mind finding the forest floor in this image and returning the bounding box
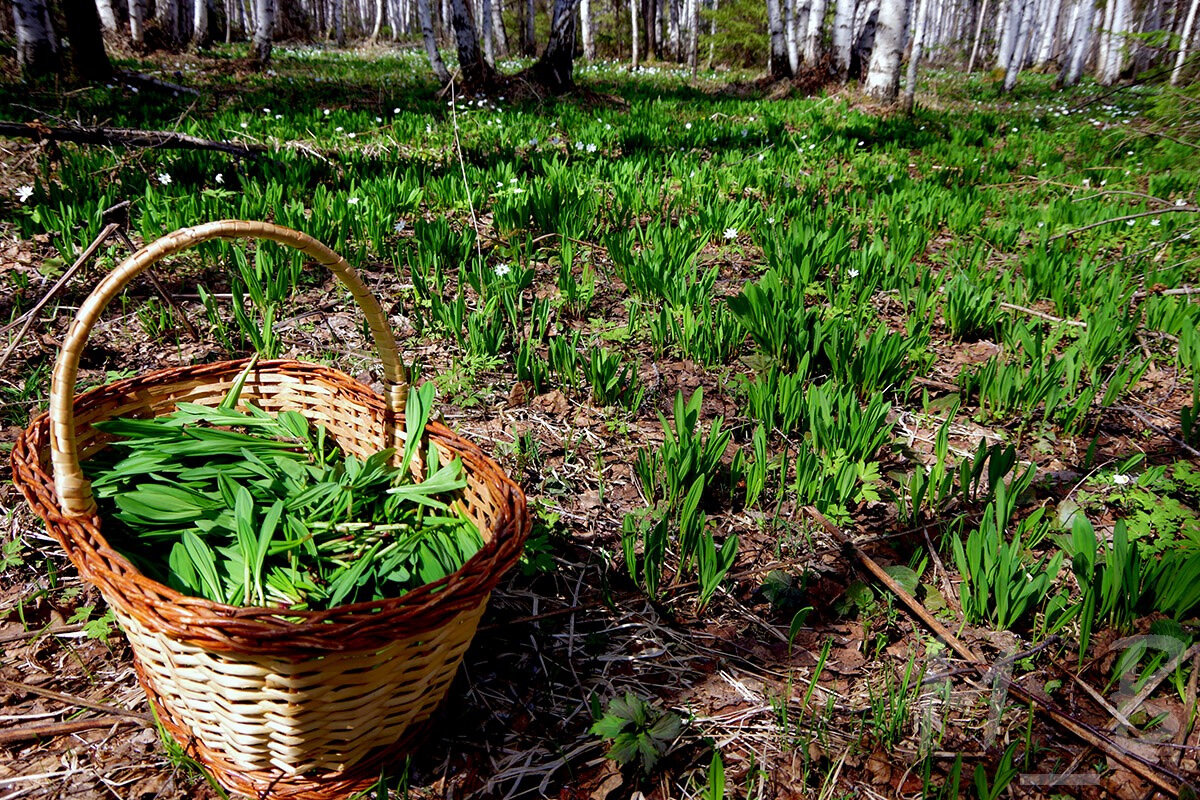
[1,46,1199,799]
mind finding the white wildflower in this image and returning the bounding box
[16,185,34,203]
[1113,474,1131,485]
[767,217,775,225]
[495,263,512,277]
[847,268,860,279]
[1150,219,1160,226]
[215,173,224,184]
[157,172,172,185]
[393,220,406,233]
[723,228,738,240]
[347,197,360,205]
[1126,219,1135,226]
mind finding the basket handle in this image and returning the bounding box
[50,219,408,517]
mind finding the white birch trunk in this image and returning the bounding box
[804,0,829,60]
[785,0,803,68]
[194,0,209,44]
[864,0,908,98]
[708,0,718,65]
[1098,0,1129,82]
[631,0,640,67]
[419,0,450,79]
[901,0,928,110]
[995,0,1019,68]
[96,0,119,30]
[253,0,275,64]
[582,0,595,57]
[832,0,855,72]
[1003,0,1033,87]
[1033,0,1062,64]
[13,0,58,74]
[967,0,987,70]
[768,0,793,74]
[687,0,699,73]
[1059,0,1095,83]
[1172,0,1199,83]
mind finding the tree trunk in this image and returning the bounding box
[1033,0,1063,65]
[494,0,510,54]
[901,0,927,109]
[370,0,383,40]
[631,0,639,66]
[528,0,580,90]
[966,0,987,70]
[129,0,145,45]
[1173,0,1199,83]
[707,0,717,66]
[333,0,345,44]
[804,0,828,61]
[581,0,595,55]
[1098,0,1129,82]
[13,0,58,76]
[420,0,452,79]
[995,0,1019,69]
[253,0,275,65]
[668,0,680,57]
[687,0,698,73]
[450,0,495,84]
[785,0,802,69]
[644,0,658,58]
[1058,0,1095,84]
[1002,0,1032,88]
[194,0,210,45]
[96,0,119,30]
[525,0,536,53]
[482,0,494,61]
[58,0,113,81]
[832,0,854,73]
[768,0,793,75]
[863,0,907,99]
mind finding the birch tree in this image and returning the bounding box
[901,0,928,111]
[12,0,58,76]
[1034,0,1065,66]
[450,0,494,85]
[1059,0,1096,84]
[194,0,210,45]
[995,0,1019,70]
[687,0,699,74]
[130,0,146,46]
[863,0,908,100]
[253,0,275,65]
[966,0,988,70]
[418,0,451,80]
[96,0,119,31]
[582,0,596,57]
[785,0,802,69]
[631,0,640,68]
[369,0,384,40]
[832,0,855,73]
[1098,0,1131,83]
[768,0,794,76]
[1002,0,1033,89]
[804,0,829,60]
[1172,0,1199,84]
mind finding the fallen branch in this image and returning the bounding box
[1048,206,1198,241]
[0,222,119,371]
[0,678,150,721]
[115,68,201,97]
[807,508,1194,798]
[0,624,84,644]
[0,716,146,745]
[0,121,267,158]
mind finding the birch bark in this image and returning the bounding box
[194,0,209,45]
[785,0,802,69]
[687,0,699,74]
[1059,0,1096,84]
[96,0,119,30]
[13,0,58,75]
[832,0,855,73]
[253,0,275,65]
[631,0,640,67]
[582,0,595,57]
[804,0,829,60]
[768,0,794,75]
[419,0,451,80]
[1033,0,1062,64]
[966,0,987,70]
[863,0,908,98]
[1172,0,1199,84]
[901,0,927,110]
[1003,0,1033,88]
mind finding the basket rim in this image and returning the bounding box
[11,357,530,654]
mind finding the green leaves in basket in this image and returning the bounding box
[82,376,483,611]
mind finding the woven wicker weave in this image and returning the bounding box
[10,220,529,799]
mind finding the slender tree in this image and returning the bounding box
[1002,0,1033,89]
[687,0,699,74]
[631,0,640,67]
[863,0,908,99]
[13,0,59,76]
[1098,0,1131,83]
[804,0,829,61]
[1173,0,1199,84]
[253,0,276,65]
[901,0,928,109]
[370,0,384,40]
[768,0,794,75]
[194,0,210,46]
[966,0,988,71]
[1058,0,1096,84]
[450,0,495,85]
[1033,0,1064,66]
[785,0,802,70]
[582,0,596,56]
[419,0,451,80]
[832,0,855,73]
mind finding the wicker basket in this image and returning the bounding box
[10,220,529,799]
